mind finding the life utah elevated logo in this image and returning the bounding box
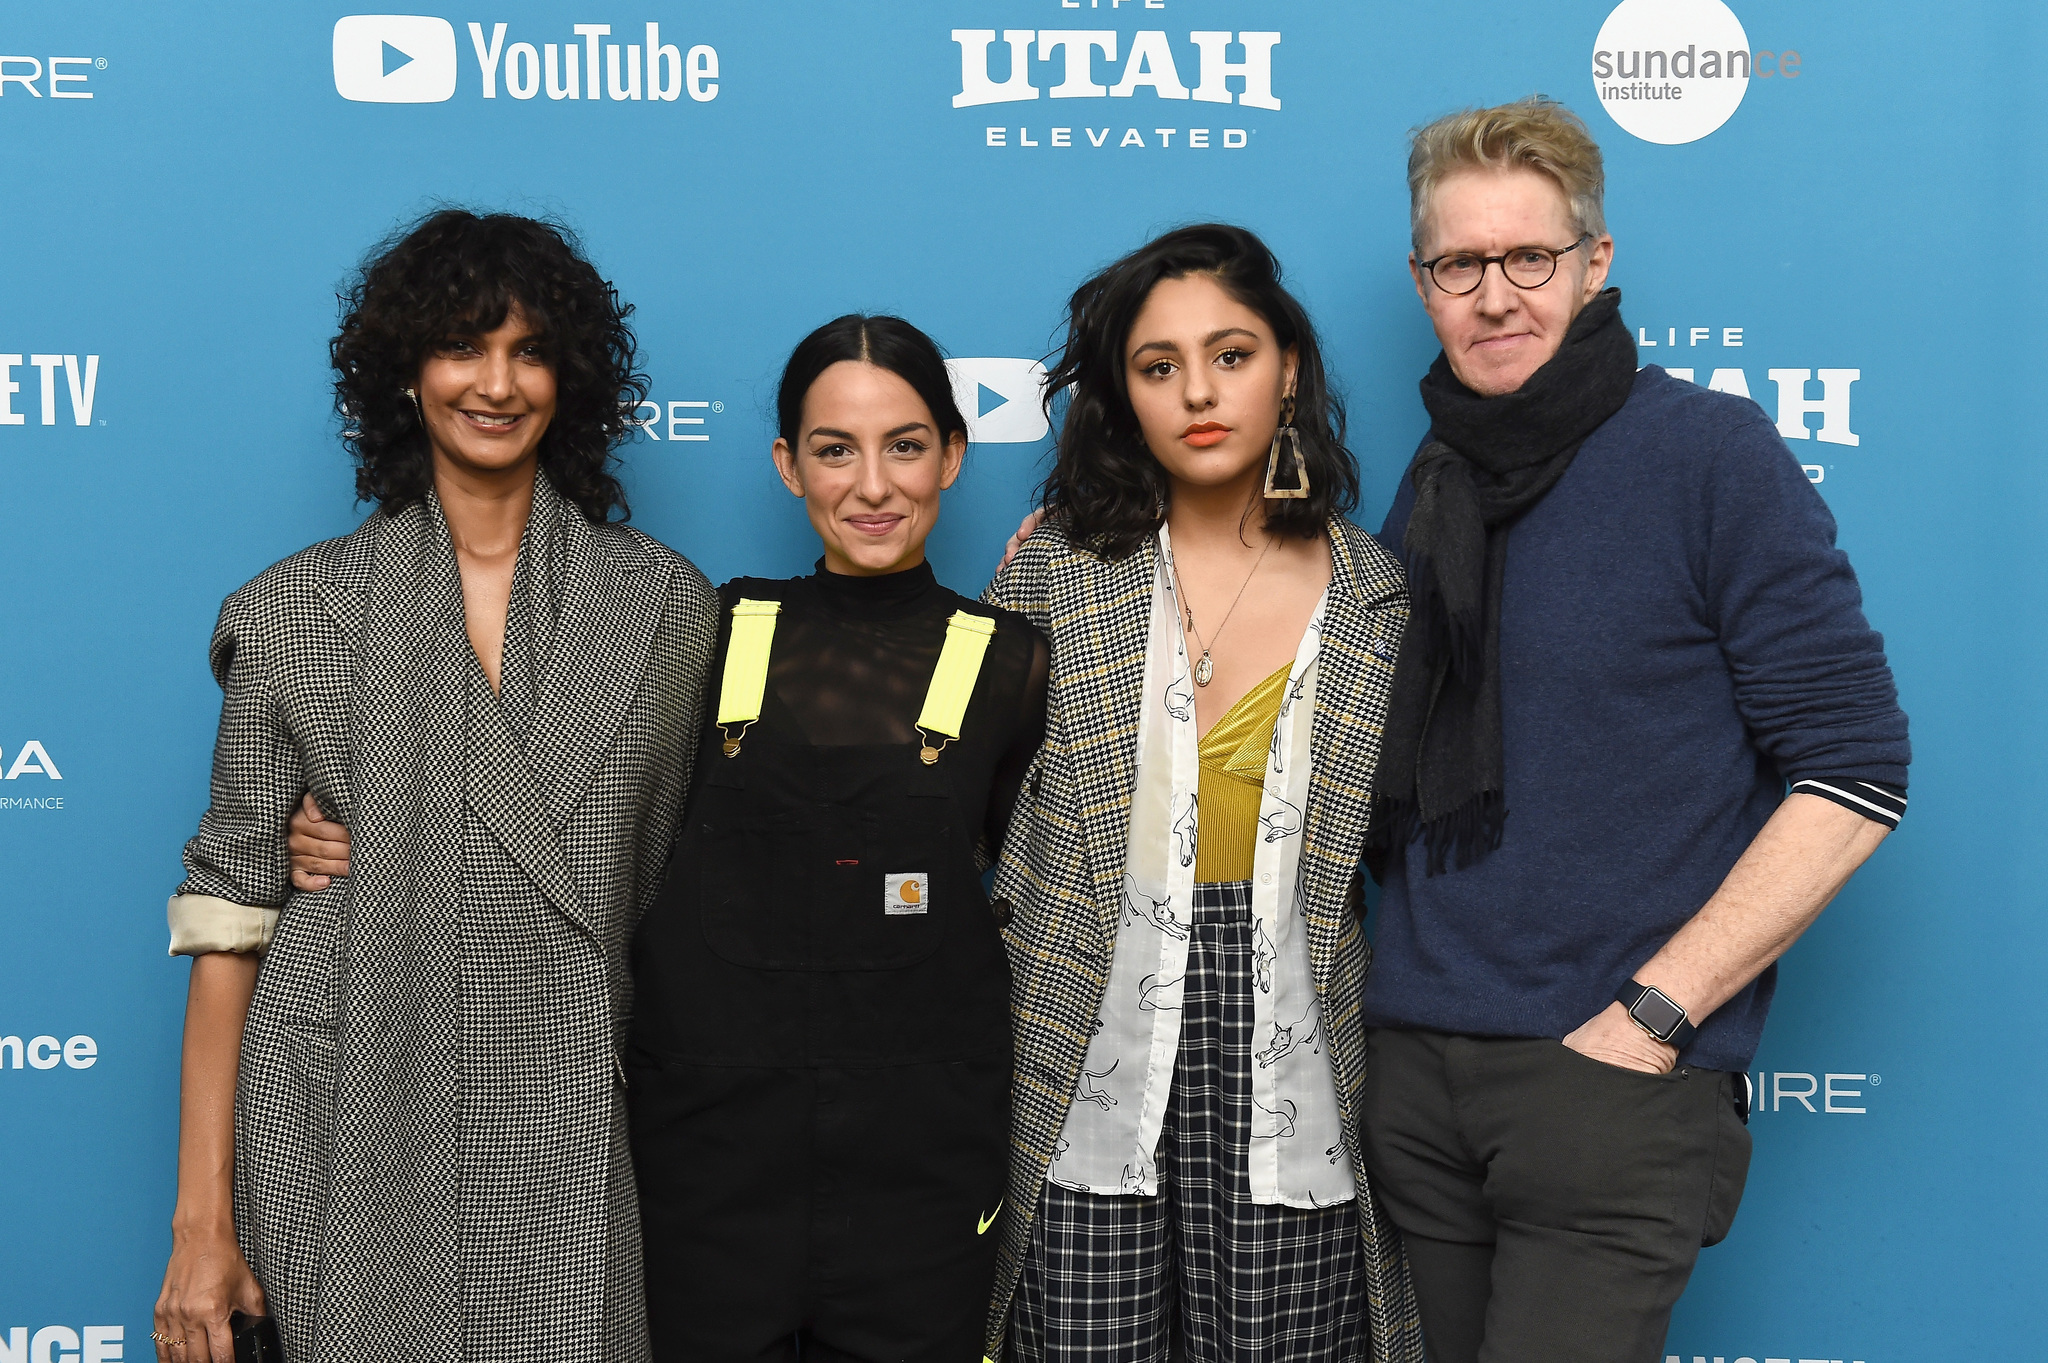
[951,22,1281,153]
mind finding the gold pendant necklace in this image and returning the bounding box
[1171,532,1273,688]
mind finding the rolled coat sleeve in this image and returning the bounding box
[168,594,302,956]
[1701,409,1911,794]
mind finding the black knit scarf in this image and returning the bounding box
[1369,288,1637,876]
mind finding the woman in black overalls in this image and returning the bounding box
[627,314,1048,1361]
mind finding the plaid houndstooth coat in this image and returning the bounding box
[173,478,715,1363]
[981,516,1425,1362]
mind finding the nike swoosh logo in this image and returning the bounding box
[977,1199,1003,1235]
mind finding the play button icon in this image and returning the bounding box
[948,358,1050,444]
[333,16,458,103]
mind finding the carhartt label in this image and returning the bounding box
[885,873,928,916]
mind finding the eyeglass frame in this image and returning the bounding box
[1415,234,1593,296]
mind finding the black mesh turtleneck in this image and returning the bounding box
[702,559,1049,853]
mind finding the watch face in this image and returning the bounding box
[1633,988,1686,1040]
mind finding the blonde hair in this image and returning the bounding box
[1407,97,1606,253]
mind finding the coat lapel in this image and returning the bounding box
[1055,537,1158,945]
[287,516,381,825]
[1303,520,1409,952]
[522,483,673,834]
[314,525,378,654]
[465,676,593,931]
[415,476,670,936]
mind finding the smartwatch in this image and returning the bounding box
[1616,980,1696,1051]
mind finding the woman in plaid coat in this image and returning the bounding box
[981,225,1424,1362]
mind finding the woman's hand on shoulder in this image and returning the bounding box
[288,793,352,889]
[156,1222,266,1363]
[999,508,1047,572]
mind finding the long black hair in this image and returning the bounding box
[775,313,968,448]
[331,209,648,523]
[1039,223,1359,559]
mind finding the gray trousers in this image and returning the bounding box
[1359,1028,1751,1363]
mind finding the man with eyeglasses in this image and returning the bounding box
[1358,98,1910,1363]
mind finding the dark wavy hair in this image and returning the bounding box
[330,209,648,523]
[1040,223,1359,559]
[775,313,968,448]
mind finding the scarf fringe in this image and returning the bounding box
[1370,791,1508,879]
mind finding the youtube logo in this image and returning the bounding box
[946,358,1049,445]
[333,15,458,103]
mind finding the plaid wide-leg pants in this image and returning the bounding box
[1010,880,1367,1362]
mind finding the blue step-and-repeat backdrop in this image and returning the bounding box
[2,2,2041,1359]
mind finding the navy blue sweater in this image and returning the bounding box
[1362,366,1909,1072]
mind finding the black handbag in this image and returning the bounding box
[229,1313,283,1363]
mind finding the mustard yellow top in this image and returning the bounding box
[1193,661,1294,883]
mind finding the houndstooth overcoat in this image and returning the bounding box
[171,479,715,1363]
[980,516,1426,1362]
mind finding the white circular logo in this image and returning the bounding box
[1593,0,1751,145]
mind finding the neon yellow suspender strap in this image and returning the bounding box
[716,600,993,763]
[914,610,997,763]
[715,599,781,756]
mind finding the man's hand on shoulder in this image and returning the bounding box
[1562,1001,1679,1075]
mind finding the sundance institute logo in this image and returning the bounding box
[1592,0,1752,145]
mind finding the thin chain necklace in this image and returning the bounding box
[1169,530,1274,687]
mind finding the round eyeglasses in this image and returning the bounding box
[1418,235,1590,296]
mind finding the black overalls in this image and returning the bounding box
[628,565,1045,1363]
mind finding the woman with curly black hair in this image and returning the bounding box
[154,209,717,1363]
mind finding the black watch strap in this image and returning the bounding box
[1616,980,1697,1051]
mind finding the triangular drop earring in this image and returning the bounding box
[1263,393,1309,499]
